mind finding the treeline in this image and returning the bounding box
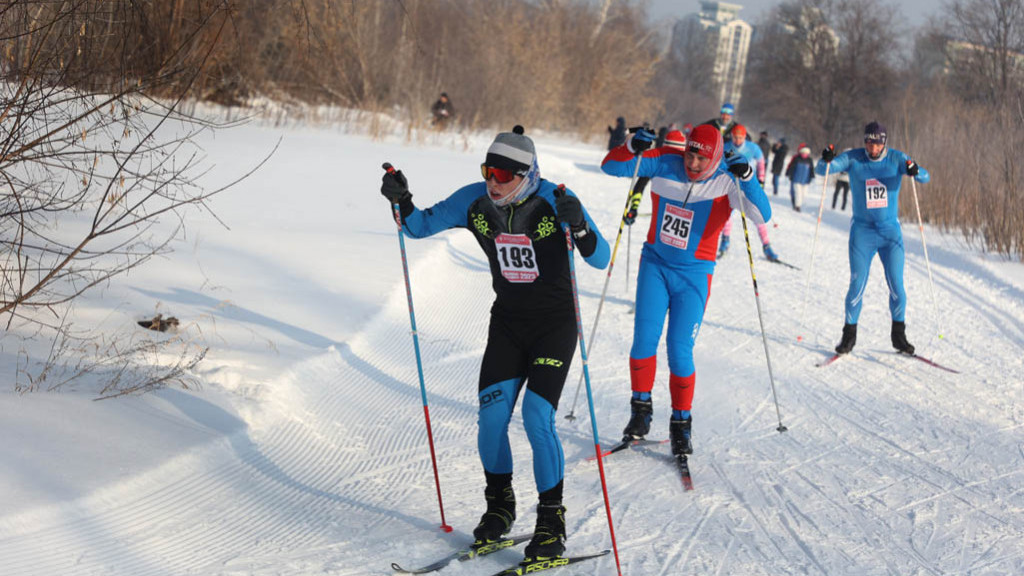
[2,0,665,131]
[2,0,1021,259]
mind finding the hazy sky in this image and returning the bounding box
[646,0,941,29]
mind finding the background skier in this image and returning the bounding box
[816,121,930,356]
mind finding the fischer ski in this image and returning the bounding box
[391,533,533,574]
[897,351,960,374]
[816,352,846,367]
[585,438,667,461]
[675,454,694,491]
[485,549,611,576]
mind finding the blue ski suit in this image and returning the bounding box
[815,148,930,324]
[399,179,609,499]
[601,145,771,414]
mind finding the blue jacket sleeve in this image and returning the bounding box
[401,184,481,238]
[600,146,669,179]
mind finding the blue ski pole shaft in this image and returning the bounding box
[382,162,452,533]
[554,185,623,575]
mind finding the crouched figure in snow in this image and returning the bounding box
[380,126,610,562]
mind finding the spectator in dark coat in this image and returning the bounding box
[431,92,455,127]
[770,138,789,196]
[607,117,627,150]
[785,144,815,211]
[757,131,771,162]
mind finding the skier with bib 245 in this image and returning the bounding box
[380,126,609,564]
[600,124,772,458]
[816,121,930,356]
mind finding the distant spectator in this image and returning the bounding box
[785,144,815,211]
[431,92,455,127]
[770,138,789,196]
[702,102,738,140]
[757,131,770,162]
[831,151,852,210]
[607,116,627,150]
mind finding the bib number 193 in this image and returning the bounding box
[495,233,539,283]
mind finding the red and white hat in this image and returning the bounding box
[685,124,724,181]
[664,129,686,149]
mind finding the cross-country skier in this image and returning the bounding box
[703,102,738,140]
[380,126,610,563]
[816,121,930,355]
[719,124,779,261]
[600,124,772,457]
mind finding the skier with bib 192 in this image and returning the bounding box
[380,126,610,563]
[816,121,930,356]
[600,124,772,458]
[718,124,780,261]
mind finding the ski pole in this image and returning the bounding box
[908,177,942,339]
[381,162,452,533]
[554,185,623,576]
[737,195,788,433]
[564,152,644,421]
[797,159,831,342]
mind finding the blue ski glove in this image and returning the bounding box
[628,127,657,154]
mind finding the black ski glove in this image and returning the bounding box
[728,162,753,180]
[381,169,411,204]
[556,193,586,232]
[821,145,835,163]
[628,127,657,154]
[905,159,919,177]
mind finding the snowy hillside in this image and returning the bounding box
[0,119,1022,576]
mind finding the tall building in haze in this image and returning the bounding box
[671,1,751,108]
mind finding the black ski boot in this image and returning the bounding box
[472,483,516,544]
[891,321,915,355]
[835,323,857,355]
[669,416,693,456]
[523,503,566,561]
[621,397,653,441]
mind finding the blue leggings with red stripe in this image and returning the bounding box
[629,256,713,412]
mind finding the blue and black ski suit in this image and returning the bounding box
[398,179,609,502]
[815,148,930,324]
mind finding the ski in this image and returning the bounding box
[897,351,960,374]
[675,454,695,491]
[391,533,533,574]
[768,258,801,270]
[816,352,846,367]
[485,549,611,576]
[585,438,667,461]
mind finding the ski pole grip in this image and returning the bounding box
[554,183,566,198]
[382,162,395,174]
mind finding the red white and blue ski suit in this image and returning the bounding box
[601,145,772,413]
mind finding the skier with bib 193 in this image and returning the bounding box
[600,124,772,458]
[816,121,930,356]
[719,124,780,261]
[380,126,610,563]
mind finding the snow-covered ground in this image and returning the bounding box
[1,116,1022,575]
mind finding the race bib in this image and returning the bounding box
[495,233,539,283]
[865,178,888,209]
[660,204,695,249]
